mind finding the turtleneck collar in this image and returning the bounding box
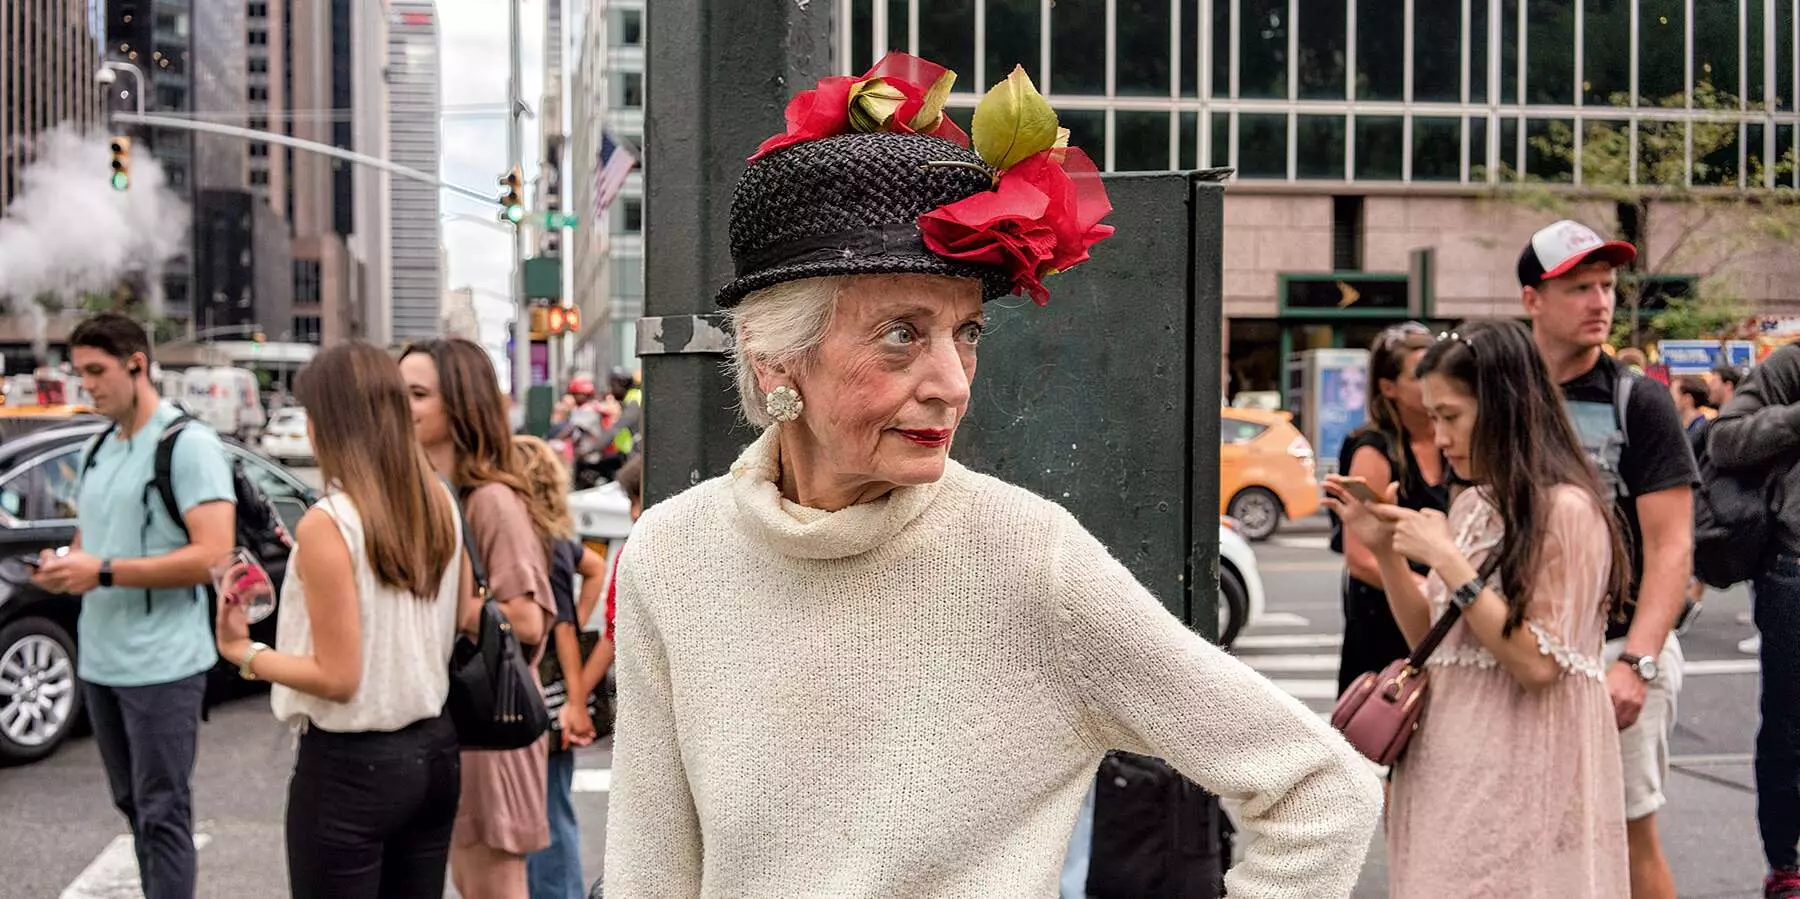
[728,426,949,561]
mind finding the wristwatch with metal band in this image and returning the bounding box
[1449,576,1484,611]
[1618,652,1660,682]
[239,642,270,680]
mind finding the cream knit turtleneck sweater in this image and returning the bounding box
[604,428,1381,898]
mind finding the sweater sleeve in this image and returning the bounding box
[602,548,704,895]
[1711,347,1800,471]
[1048,511,1382,899]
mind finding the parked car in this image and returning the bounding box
[0,421,317,763]
[1217,517,1267,649]
[260,408,314,464]
[1219,407,1320,541]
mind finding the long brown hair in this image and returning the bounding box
[401,338,531,498]
[1352,321,1435,485]
[295,341,457,598]
[513,435,575,541]
[1415,321,1631,635]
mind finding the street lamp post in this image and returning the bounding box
[95,61,146,118]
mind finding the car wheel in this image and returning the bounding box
[1218,563,1250,649]
[1227,487,1283,541]
[0,617,82,763]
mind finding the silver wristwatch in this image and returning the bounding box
[1448,577,1484,611]
[1619,652,1660,682]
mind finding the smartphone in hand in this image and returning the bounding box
[1334,477,1385,504]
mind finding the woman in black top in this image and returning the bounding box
[1335,322,1450,693]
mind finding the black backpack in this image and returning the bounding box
[1693,425,1778,589]
[81,414,296,612]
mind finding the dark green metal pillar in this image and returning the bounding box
[637,0,834,506]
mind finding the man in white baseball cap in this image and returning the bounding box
[1523,219,1698,899]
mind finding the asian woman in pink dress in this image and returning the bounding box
[1328,320,1632,898]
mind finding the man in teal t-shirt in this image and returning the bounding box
[33,313,235,899]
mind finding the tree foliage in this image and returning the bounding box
[1484,81,1800,345]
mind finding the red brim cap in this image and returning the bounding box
[1540,240,1638,280]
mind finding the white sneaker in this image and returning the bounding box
[1740,634,1762,655]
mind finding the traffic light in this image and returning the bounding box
[109,136,132,190]
[497,166,524,224]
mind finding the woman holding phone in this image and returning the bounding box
[214,341,476,899]
[1326,321,1631,897]
[1333,322,1449,694]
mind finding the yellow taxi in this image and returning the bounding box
[1220,407,1320,540]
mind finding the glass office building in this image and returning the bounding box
[838,0,1800,395]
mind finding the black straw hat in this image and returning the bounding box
[717,132,1013,307]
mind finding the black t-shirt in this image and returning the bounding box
[1559,354,1699,638]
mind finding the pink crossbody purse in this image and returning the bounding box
[1330,556,1498,765]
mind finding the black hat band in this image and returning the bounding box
[734,221,931,278]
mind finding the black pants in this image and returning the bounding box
[1337,574,1413,695]
[86,671,207,899]
[1755,556,1800,872]
[285,711,461,899]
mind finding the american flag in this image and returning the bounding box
[592,131,637,233]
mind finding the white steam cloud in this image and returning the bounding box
[0,126,190,349]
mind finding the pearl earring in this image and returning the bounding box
[764,385,804,422]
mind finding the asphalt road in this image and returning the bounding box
[0,508,1771,897]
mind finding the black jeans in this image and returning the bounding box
[1755,555,1800,872]
[285,711,461,899]
[85,671,207,899]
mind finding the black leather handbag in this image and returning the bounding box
[446,496,550,751]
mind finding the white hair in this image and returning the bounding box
[725,276,845,428]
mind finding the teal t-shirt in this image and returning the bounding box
[75,402,235,687]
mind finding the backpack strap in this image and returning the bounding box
[79,425,116,477]
[1614,372,1635,447]
[151,415,196,537]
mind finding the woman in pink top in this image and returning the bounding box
[401,338,557,899]
[1329,321,1631,897]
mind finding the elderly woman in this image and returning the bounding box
[604,55,1381,898]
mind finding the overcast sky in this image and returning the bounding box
[435,0,548,348]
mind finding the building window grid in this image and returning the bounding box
[838,0,1800,183]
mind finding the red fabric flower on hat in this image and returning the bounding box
[750,53,969,162]
[919,149,1113,304]
[916,66,1114,305]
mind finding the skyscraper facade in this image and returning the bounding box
[0,0,104,211]
[387,1,443,343]
[570,0,644,373]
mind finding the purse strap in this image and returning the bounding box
[441,477,490,599]
[1403,552,1502,669]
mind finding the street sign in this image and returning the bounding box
[1659,339,1756,375]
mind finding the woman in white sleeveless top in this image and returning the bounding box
[214,341,478,899]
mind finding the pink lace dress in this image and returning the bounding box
[1386,486,1628,898]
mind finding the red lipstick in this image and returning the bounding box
[896,428,952,447]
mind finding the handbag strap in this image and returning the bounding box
[1403,552,1502,669]
[441,477,490,598]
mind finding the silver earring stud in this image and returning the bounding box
[765,385,804,422]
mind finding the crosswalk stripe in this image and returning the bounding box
[1266,679,1340,701]
[1235,653,1339,673]
[1251,612,1312,628]
[1683,659,1759,676]
[1233,633,1343,650]
[573,768,614,793]
[61,833,212,899]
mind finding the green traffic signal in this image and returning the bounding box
[110,172,129,191]
[505,204,525,224]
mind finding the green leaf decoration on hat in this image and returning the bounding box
[908,71,957,133]
[847,78,910,133]
[971,66,1060,172]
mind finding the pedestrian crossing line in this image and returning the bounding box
[61,833,212,899]
[1232,633,1343,651]
[1265,679,1340,701]
[1684,659,1759,676]
[1267,536,1331,551]
[1252,612,1313,628]
[573,767,613,793]
[1236,653,1339,673]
